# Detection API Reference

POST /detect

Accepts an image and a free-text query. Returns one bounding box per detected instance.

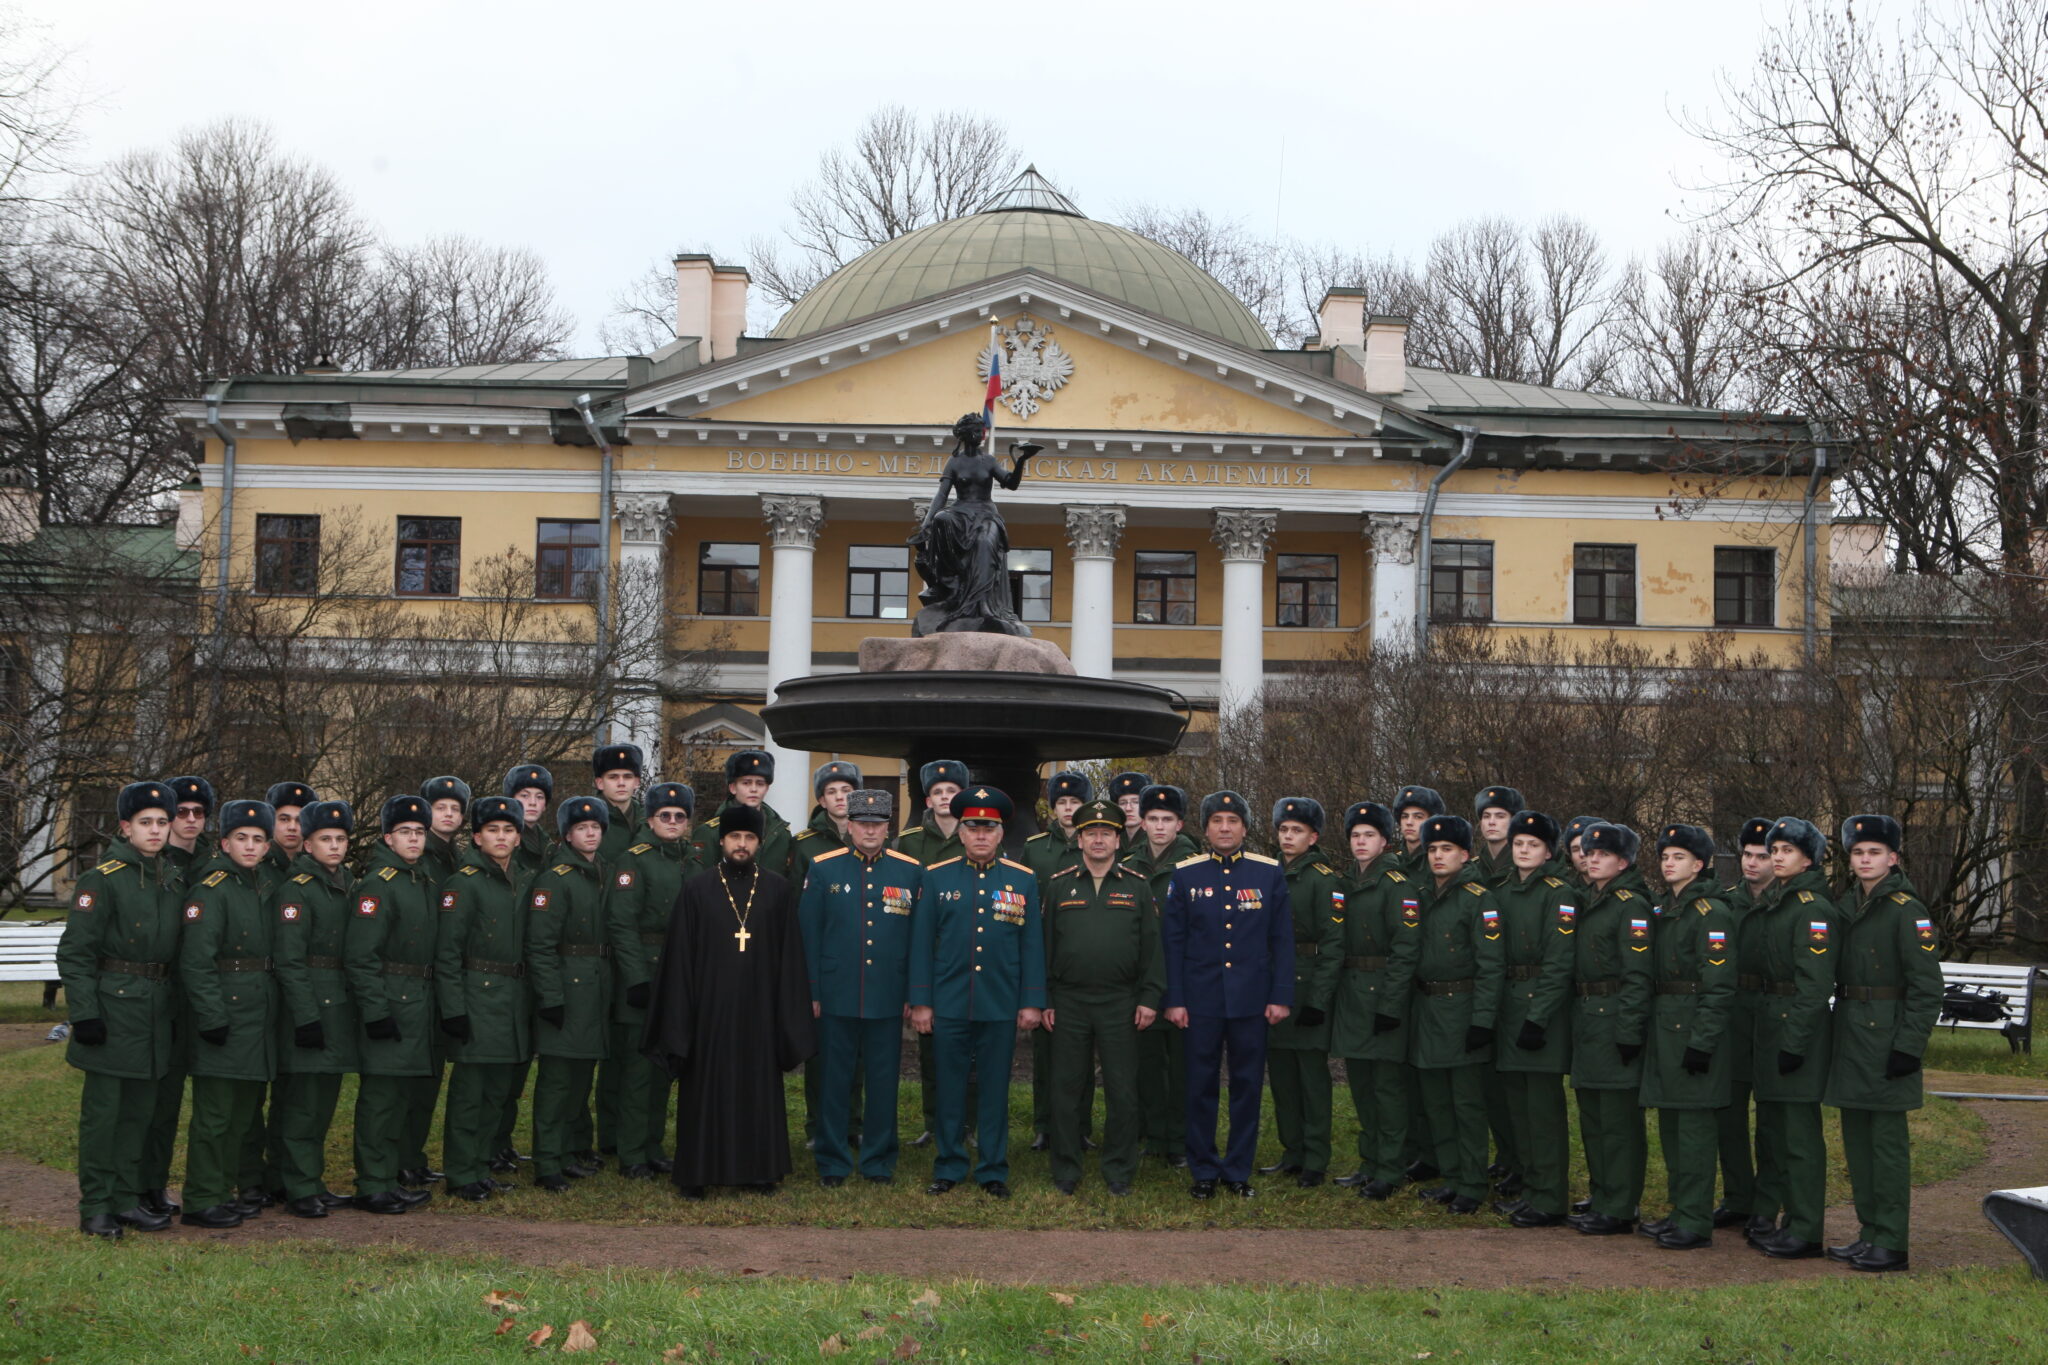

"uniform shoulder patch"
[200,870,227,888]
[999,857,1033,873]
[1175,853,1210,869]
[1054,864,1083,879]
[1313,863,1334,877]
[1696,898,1714,914]
[628,843,654,856]
[1026,832,1050,843]
[1386,869,1407,883]
[927,856,963,870]
[291,872,314,885]
[885,849,921,864]
[1544,876,1563,888]
[93,858,127,876]
[458,865,479,876]
[1798,890,1816,903]
[794,829,816,842]
[1465,882,1486,896]
[1614,889,1634,901]
[551,864,573,876]
[376,866,398,881]
[812,846,849,863]
[1243,852,1279,865]
[1891,891,1912,904]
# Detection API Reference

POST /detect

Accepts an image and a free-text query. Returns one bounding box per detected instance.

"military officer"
[1025,769,1094,1151]
[798,788,924,1185]
[1327,801,1420,1200]
[527,795,614,1191]
[262,781,318,886]
[1567,822,1655,1235]
[497,761,554,1170]
[1161,790,1292,1200]
[1043,799,1165,1196]
[908,785,1045,1199]
[344,794,440,1214]
[1823,814,1942,1273]
[1108,770,1151,853]
[791,761,861,1148]
[165,774,217,876]
[1718,816,1775,1235]
[420,776,472,884]
[1392,786,1446,876]
[268,799,361,1219]
[1123,784,1198,1167]
[177,799,279,1229]
[1748,816,1838,1259]
[58,780,184,1238]
[608,781,700,1179]
[691,749,792,873]
[1492,810,1577,1227]
[894,758,969,1147]
[594,743,648,867]
[1261,797,1344,1188]
[1637,824,1738,1251]
[1471,786,1525,887]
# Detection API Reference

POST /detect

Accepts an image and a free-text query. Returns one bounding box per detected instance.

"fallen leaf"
[495,1319,518,1337]
[238,1347,254,1358]
[563,1321,598,1353]
[1142,1314,1175,1329]
[662,1347,689,1362]
[484,1290,526,1314]
[893,1339,922,1359]
[818,1336,846,1357]
[856,1326,886,1342]
[1422,1309,1440,1319]
[684,1288,705,1300]
[1047,1293,1075,1308]
[526,1324,554,1349]
[910,1291,941,1310]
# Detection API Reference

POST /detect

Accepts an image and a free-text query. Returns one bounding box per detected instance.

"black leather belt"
[1763,981,1797,997]
[215,957,272,972]
[1737,974,1766,991]
[1840,985,1902,1001]
[465,958,524,977]
[99,958,168,979]
[559,944,611,958]
[382,961,433,979]
[1656,981,1701,995]
[1575,980,1619,997]
[1420,978,1474,996]
[1345,955,1388,970]
[305,955,343,971]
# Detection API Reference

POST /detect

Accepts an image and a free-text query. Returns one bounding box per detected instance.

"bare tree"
[1116,202,1288,342]
[366,235,572,369]
[1611,233,1751,409]
[0,8,74,204]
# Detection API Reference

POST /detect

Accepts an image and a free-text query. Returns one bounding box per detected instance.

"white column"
[761,493,825,817]
[611,493,674,776]
[1064,504,1126,678]
[1365,512,1421,650]
[1211,508,1277,722]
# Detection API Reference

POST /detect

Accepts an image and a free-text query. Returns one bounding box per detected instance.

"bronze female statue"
[908,412,1041,637]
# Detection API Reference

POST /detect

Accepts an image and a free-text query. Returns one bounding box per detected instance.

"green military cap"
[1072,799,1122,832]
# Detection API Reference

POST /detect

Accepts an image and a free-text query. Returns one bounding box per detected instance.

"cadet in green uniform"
[894,759,968,1147]
[798,789,924,1185]
[691,748,792,879]
[1749,816,1837,1259]
[1823,814,1941,1273]
[268,800,361,1219]
[58,780,183,1238]
[528,796,614,1191]
[1390,784,1446,1179]
[1567,822,1654,1235]
[420,776,471,886]
[1043,800,1165,1195]
[345,795,440,1214]
[1637,824,1738,1250]
[435,795,535,1202]
[177,799,280,1228]
[1260,797,1343,1187]
[262,782,317,888]
[152,773,218,1213]
[1328,802,1419,1199]
[497,762,554,1171]
[1492,811,1576,1227]
[587,745,646,1164]
[1561,816,1603,887]
[1719,816,1774,1235]
[1469,785,1526,1192]
[792,761,860,1147]
[1405,815,1505,1213]
[608,782,700,1179]
[1108,771,1151,856]
[1123,784,1197,1166]
[165,775,216,878]
[1025,770,1093,1150]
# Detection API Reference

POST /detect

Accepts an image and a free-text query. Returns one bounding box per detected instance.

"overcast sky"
[25,0,1800,353]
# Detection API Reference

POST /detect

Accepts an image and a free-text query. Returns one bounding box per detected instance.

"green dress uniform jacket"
[433,850,533,1064]
[1407,865,1507,1068]
[1639,877,1739,1109]
[165,837,213,885]
[1489,867,1576,1074]
[178,856,279,1082]
[909,855,1047,1020]
[515,824,556,879]
[526,848,612,1059]
[894,812,965,867]
[787,807,849,883]
[1022,824,1079,886]
[272,854,362,1073]
[598,797,647,868]
[690,800,790,875]
[57,841,184,1079]
[422,830,463,887]
[344,848,440,1077]
[609,836,701,1019]
[1567,870,1655,1089]
[1749,867,1837,1104]
[1120,833,1200,899]
[1327,853,1420,1061]
[1474,843,1516,888]
[1042,861,1165,1007]
[1822,872,1943,1112]
[1725,880,1765,1085]
[1268,851,1344,1050]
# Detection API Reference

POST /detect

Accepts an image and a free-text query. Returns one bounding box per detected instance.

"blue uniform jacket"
[1162,850,1295,1019]
[908,855,1046,1021]
[797,845,925,1019]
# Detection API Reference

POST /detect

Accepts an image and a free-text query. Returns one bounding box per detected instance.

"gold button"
[1225,962,1233,968]
[1224,942,1232,948]
[975,965,982,972]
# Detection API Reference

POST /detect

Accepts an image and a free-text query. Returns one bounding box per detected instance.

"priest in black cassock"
[642,803,815,1198]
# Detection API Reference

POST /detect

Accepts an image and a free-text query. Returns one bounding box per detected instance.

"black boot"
[181,1203,245,1228]
[351,1191,409,1215]
[285,1195,329,1219]
[1657,1227,1713,1250]
[139,1188,181,1217]
[450,1181,494,1202]
[1846,1246,1909,1273]
[114,1205,172,1232]
[79,1213,123,1238]
[1826,1239,1873,1263]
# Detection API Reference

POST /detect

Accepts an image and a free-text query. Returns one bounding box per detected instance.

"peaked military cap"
[594,742,645,779]
[814,760,862,797]
[168,775,216,815]
[951,785,1013,825]
[1582,822,1640,865]
[556,795,610,836]
[1768,816,1826,866]
[470,795,524,833]
[1508,809,1561,850]
[1138,783,1187,819]
[1393,785,1446,817]
[1736,816,1775,851]
[1272,796,1325,833]
[219,799,275,839]
[380,794,430,833]
[1563,814,1605,849]
[1073,799,1123,832]
[1047,770,1093,803]
[1345,801,1396,841]
[420,775,470,807]
[117,780,175,822]
[298,799,353,838]
[1657,823,1716,863]
[919,759,969,792]
[503,763,554,800]
[1841,813,1902,853]
[1474,785,1525,818]
[1420,813,1473,851]
[265,781,318,811]
[644,781,695,818]
[1200,790,1250,824]
[724,748,773,785]
[1108,771,1151,802]
[847,788,895,823]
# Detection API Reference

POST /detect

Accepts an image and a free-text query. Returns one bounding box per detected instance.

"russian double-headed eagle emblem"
[976,316,1074,418]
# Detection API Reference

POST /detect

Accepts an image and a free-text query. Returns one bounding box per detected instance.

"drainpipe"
[575,394,614,745]
[1413,425,1478,650]
[202,380,237,727]
[1801,437,1829,667]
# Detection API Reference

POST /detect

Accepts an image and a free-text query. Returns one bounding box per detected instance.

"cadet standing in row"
[1328,801,1418,1200]
[1122,784,1196,1167]
[1390,784,1445,1178]
[268,799,360,1218]
[1025,770,1094,1152]
[1718,816,1775,1234]
[894,759,968,1147]
[528,796,613,1191]
[1108,771,1150,855]
[1470,785,1526,1190]
[498,763,556,1171]
[609,782,700,1179]
[419,777,470,885]
[1261,798,1342,1188]
[692,749,791,873]
[1491,811,1575,1226]
[263,782,317,887]
[1568,822,1653,1235]
[588,745,644,1162]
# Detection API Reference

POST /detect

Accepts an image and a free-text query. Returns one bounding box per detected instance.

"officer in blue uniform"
[798,788,926,1187]
[908,785,1045,1200]
[1161,790,1293,1199]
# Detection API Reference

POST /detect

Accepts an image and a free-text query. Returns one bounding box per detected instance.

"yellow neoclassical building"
[173,169,1820,817]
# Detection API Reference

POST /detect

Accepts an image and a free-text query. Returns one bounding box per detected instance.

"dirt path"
[1,1089,2037,1287]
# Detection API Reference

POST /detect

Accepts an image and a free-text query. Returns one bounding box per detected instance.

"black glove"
[1681,1046,1713,1075]
[538,1004,566,1030]
[1777,1050,1804,1076]
[626,982,651,1011]
[1616,1041,1643,1065]
[293,1021,326,1051]
[1515,1020,1547,1051]
[1372,1012,1402,1035]
[1885,1049,1922,1079]
[1464,1024,1493,1053]
[71,1018,107,1046]
[1295,1005,1326,1029]
[439,1014,472,1042]
[364,1015,400,1042]
[199,1024,229,1047]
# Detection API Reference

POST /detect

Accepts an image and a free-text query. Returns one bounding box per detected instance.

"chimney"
[1314,288,1367,351]
[175,476,205,551]
[1363,315,1408,394]
[1830,517,1889,585]
[709,265,750,362]
[673,254,715,348]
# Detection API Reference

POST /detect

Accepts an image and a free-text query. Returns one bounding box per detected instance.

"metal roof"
[979,165,1084,216]
[335,358,631,384]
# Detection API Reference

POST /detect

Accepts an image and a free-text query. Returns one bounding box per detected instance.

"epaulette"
[376,866,398,881]
[1890,891,1912,904]
[1615,889,1634,901]
[794,829,816,841]
[1695,898,1713,914]
[551,863,573,876]
[885,849,921,865]
[1386,869,1407,883]
[1054,863,1083,879]
[627,842,654,855]
[1544,876,1563,888]
[705,816,721,828]
[1242,852,1279,865]
[1000,857,1033,873]
[200,870,227,888]
[1175,853,1209,868]
[928,856,963,869]
[1797,890,1816,903]
[1313,863,1334,877]
[1026,832,1050,842]
[459,866,479,876]
[92,857,128,876]
[1465,882,1486,896]
[291,872,313,885]
[812,846,850,863]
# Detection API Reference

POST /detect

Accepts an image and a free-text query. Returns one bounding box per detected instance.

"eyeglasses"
[651,811,690,823]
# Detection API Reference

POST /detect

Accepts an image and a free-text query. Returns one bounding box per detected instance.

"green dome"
[770,168,1274,351]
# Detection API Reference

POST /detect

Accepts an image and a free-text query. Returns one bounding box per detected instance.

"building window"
[1008,548,1053,622]
[848,545,910,619]
[1134,551,1197,624]
[1429,540,1493,623]
[1573,544,1637,625]
[254,514,320,594]
[699,542,760,616]
[1276,553,1338,628]
[395,516,460,597]
[1715,547,1776,627]
[536,520,602,600]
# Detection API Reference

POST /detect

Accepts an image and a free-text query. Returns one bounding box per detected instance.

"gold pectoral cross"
[734,926,752,952]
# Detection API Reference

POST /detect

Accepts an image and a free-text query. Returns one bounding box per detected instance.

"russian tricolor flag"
[982,325,1001,453]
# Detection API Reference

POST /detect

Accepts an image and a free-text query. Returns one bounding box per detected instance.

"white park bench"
[1938,961,2038,1054]
[0,922,65,1005]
